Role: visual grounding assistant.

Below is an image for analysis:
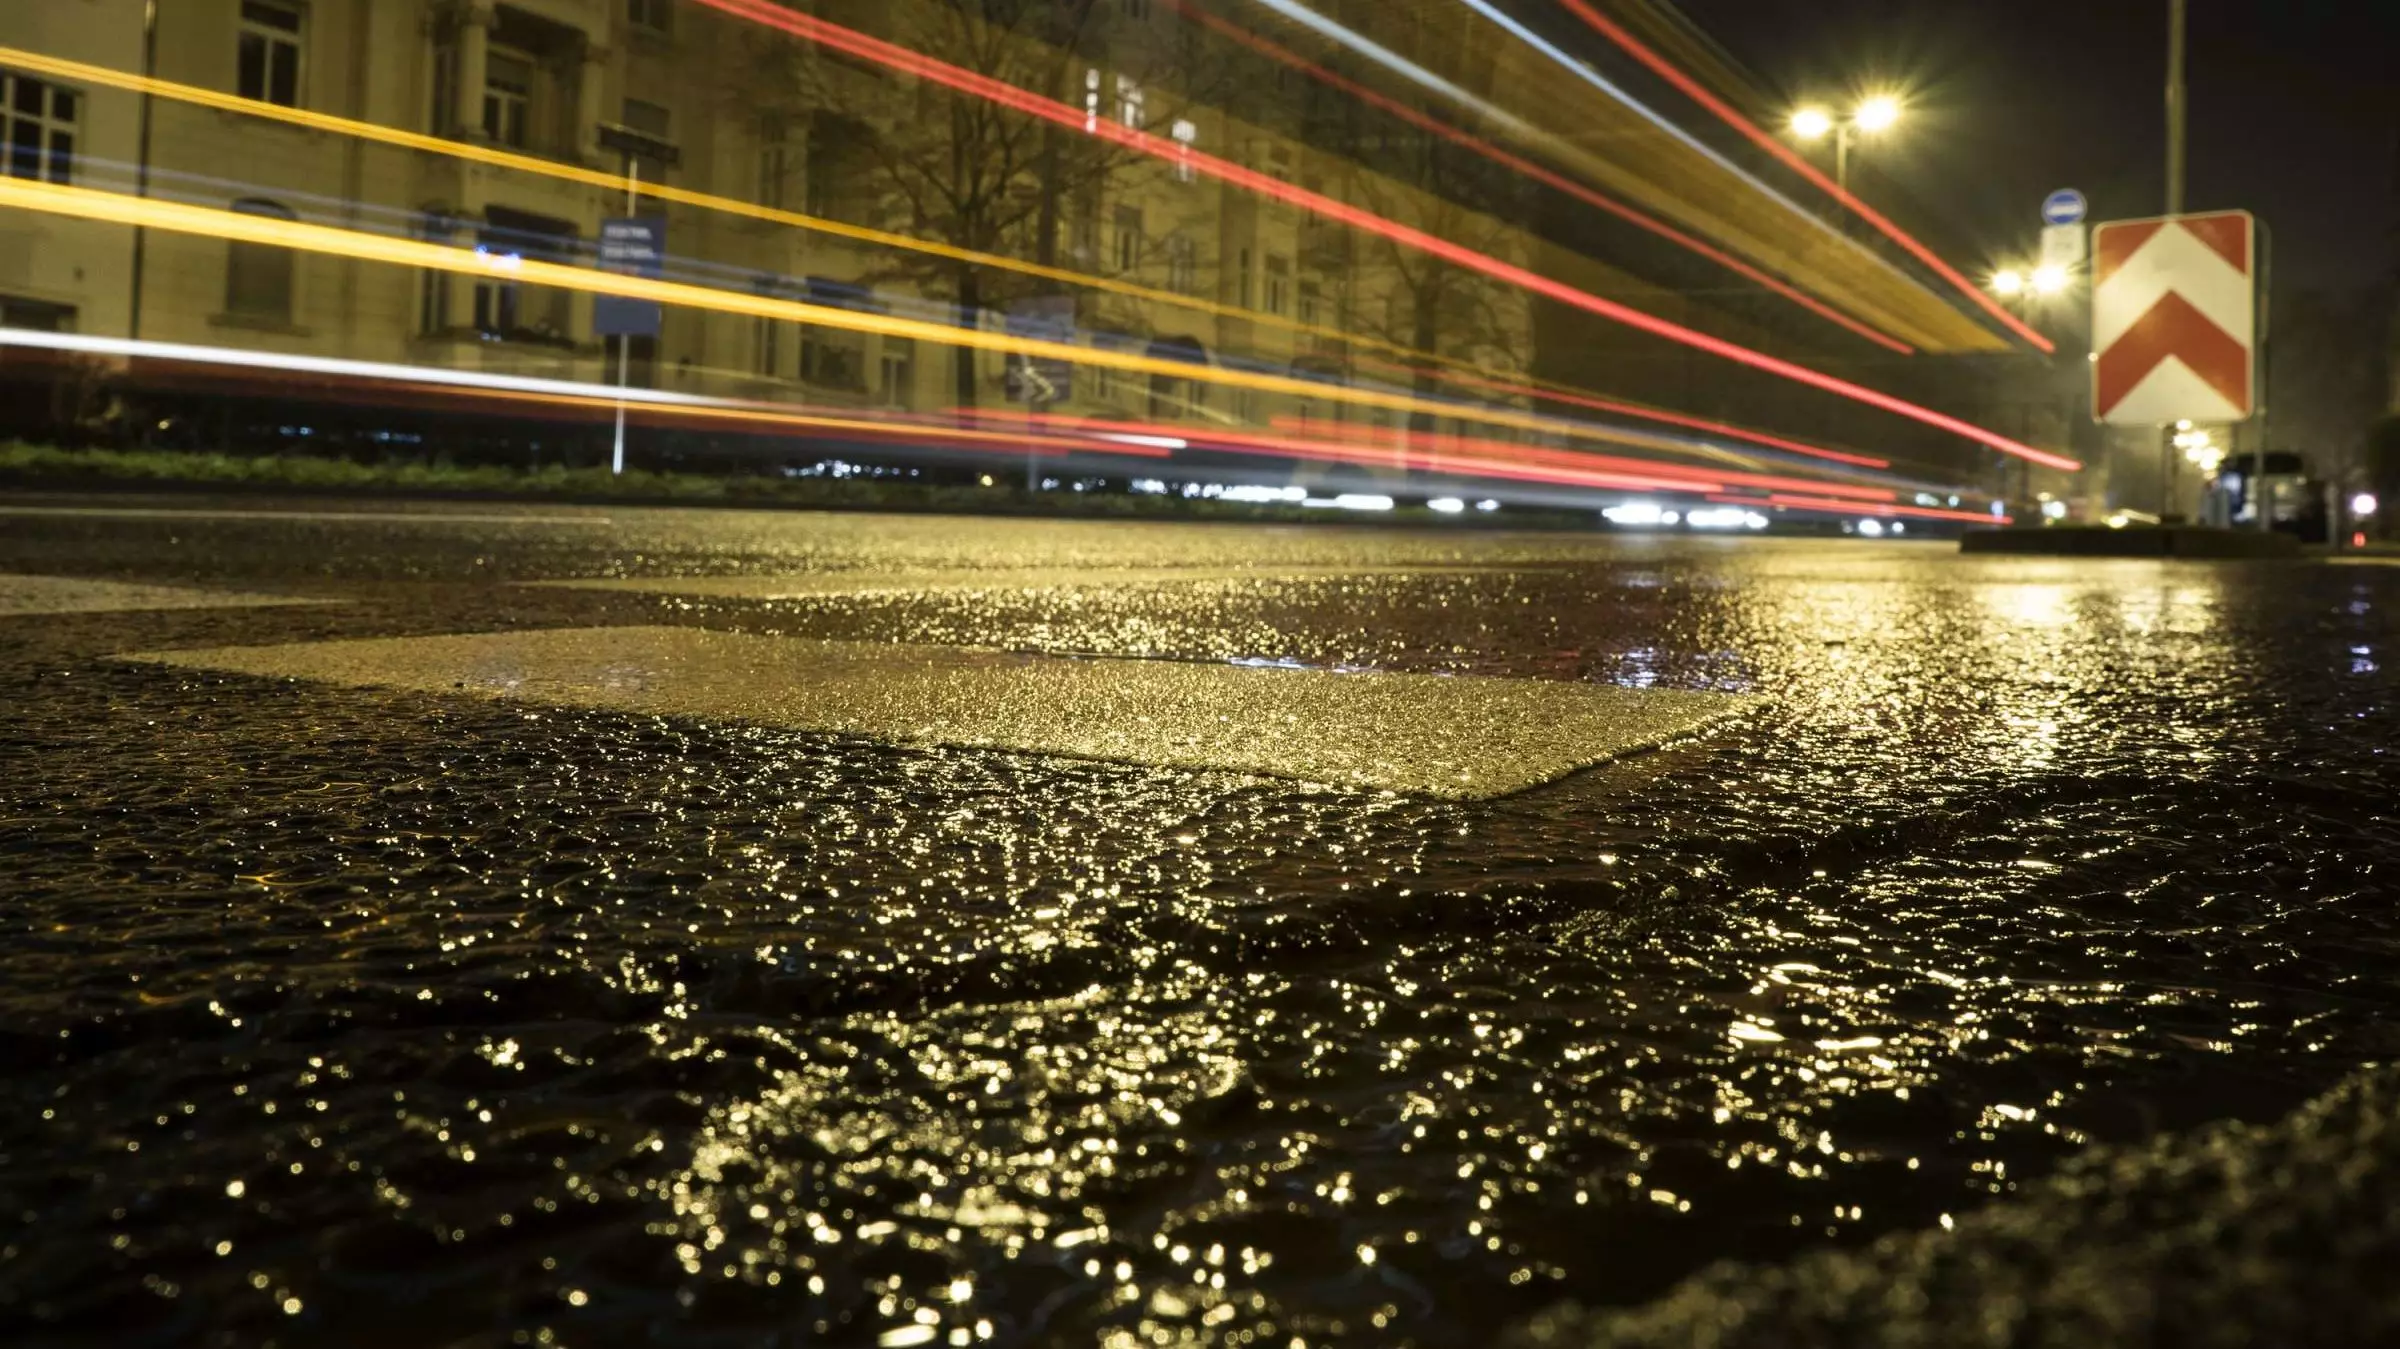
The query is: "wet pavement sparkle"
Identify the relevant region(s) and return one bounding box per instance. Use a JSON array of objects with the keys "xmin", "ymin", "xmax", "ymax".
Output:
[{"xmin": 2, "ymin": 496, "xmax": 2396, "ymax": 1347}]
